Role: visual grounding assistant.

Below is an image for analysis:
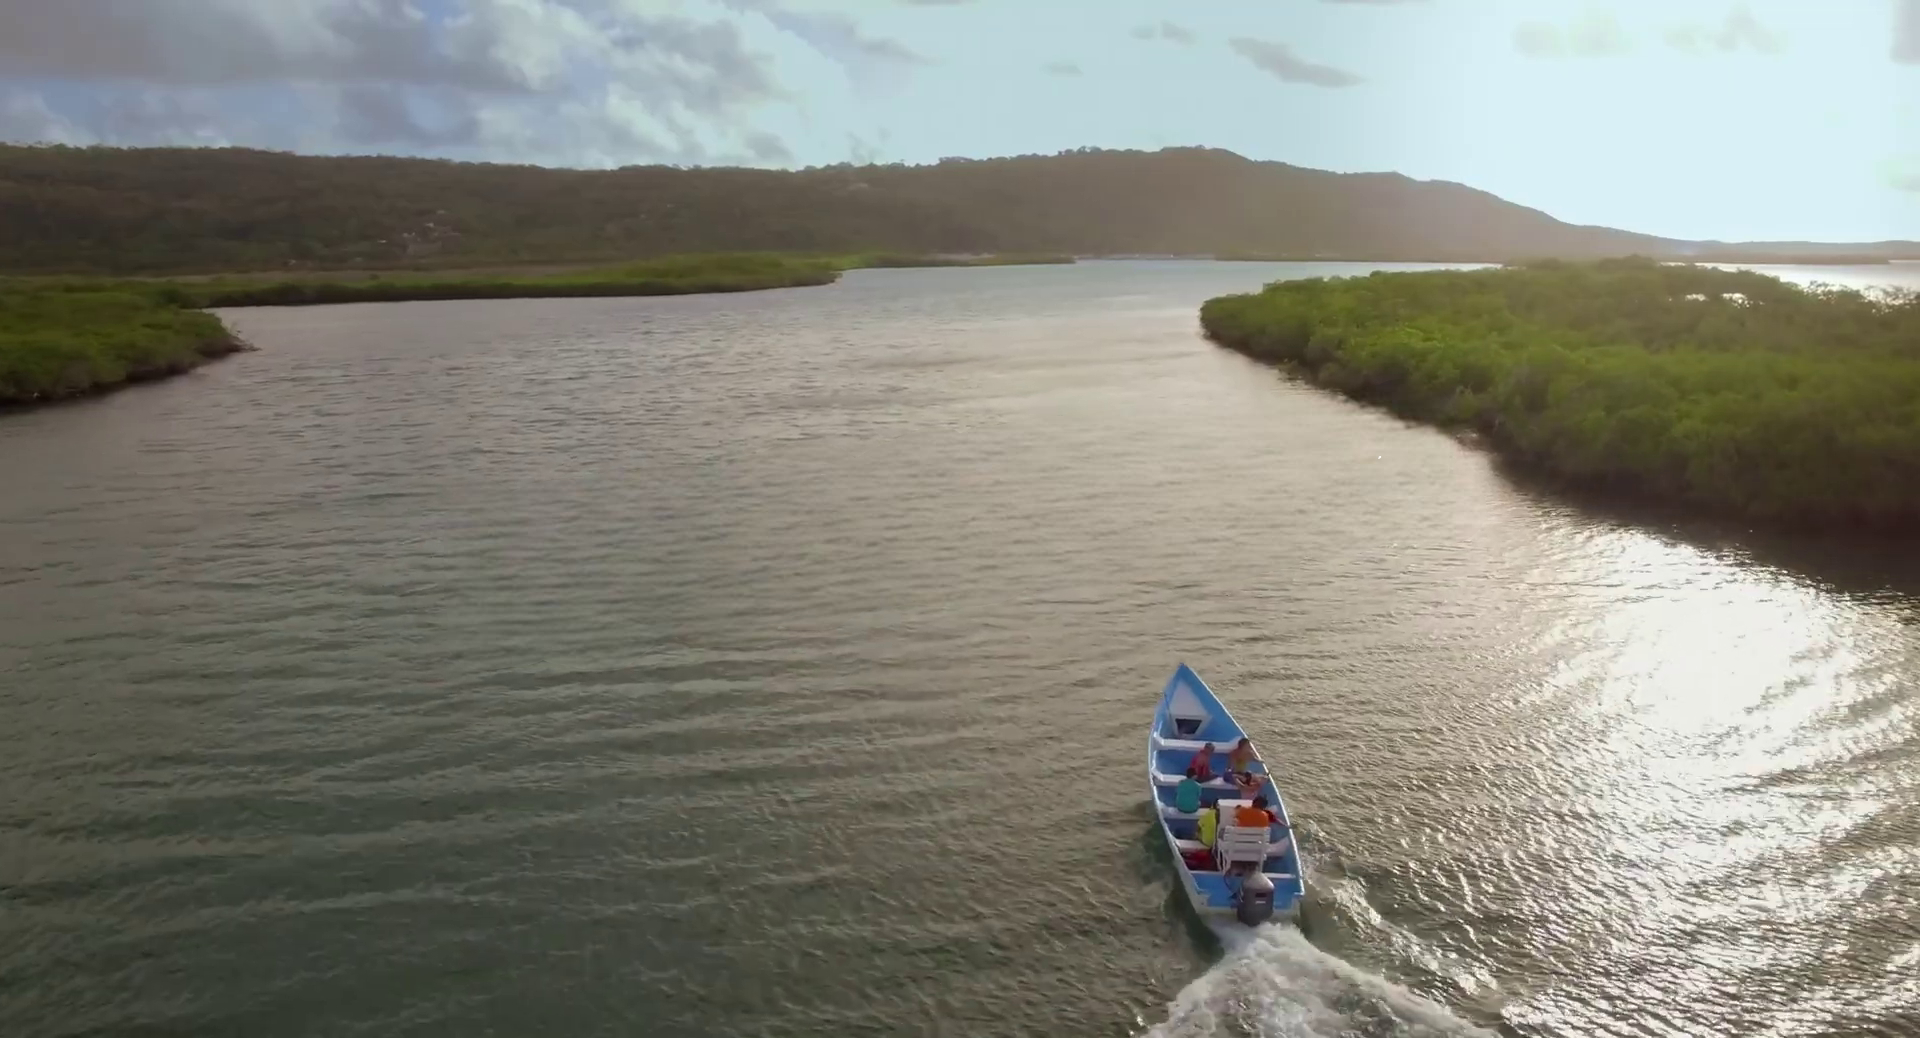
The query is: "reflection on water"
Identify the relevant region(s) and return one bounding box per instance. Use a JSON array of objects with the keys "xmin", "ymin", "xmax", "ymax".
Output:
[
  {"xmin": 1708, "ymin": 262, "xmax": 1920, "ymax": 296},
  {"xmin": 0, "ymin": 261, "xmax": 1916, "ymax": 1038}
]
